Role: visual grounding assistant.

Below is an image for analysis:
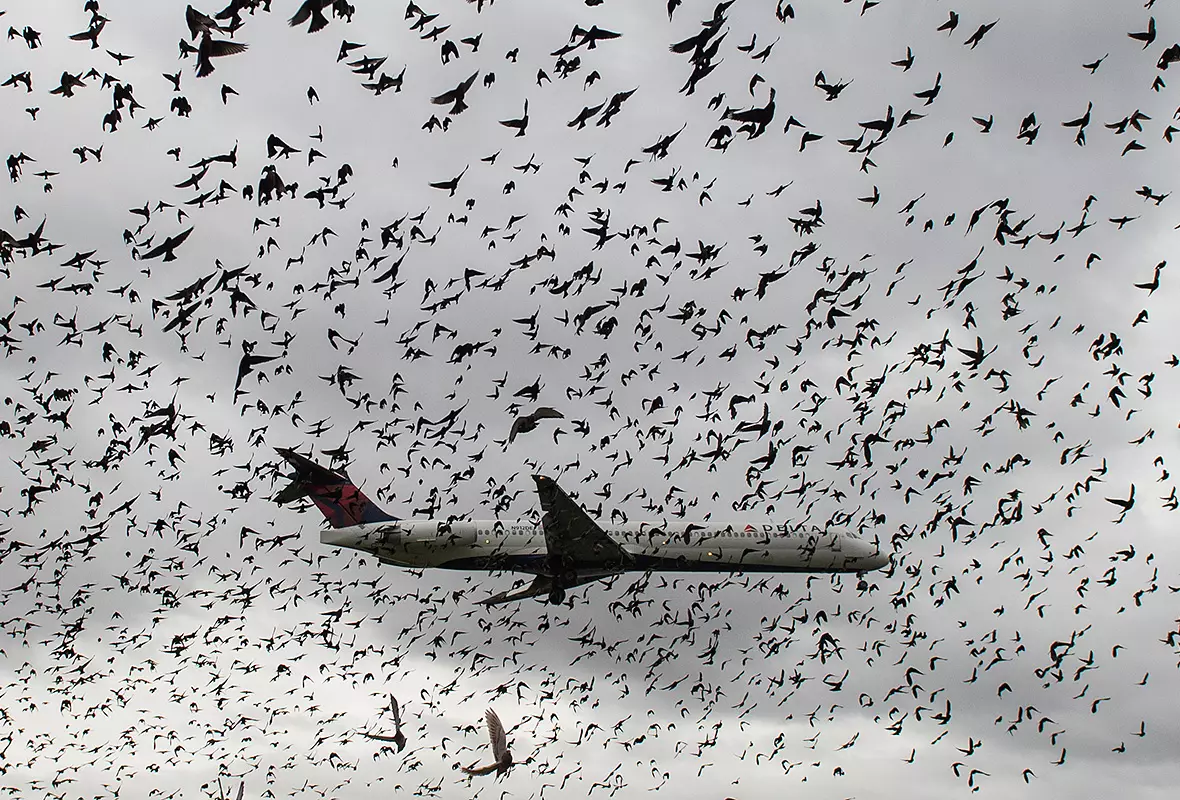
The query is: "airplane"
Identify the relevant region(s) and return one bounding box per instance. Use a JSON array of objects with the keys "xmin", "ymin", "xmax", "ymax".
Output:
[{"xmin": 273, "ymin": 448, "xmax": 890, "ymax": 606}]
